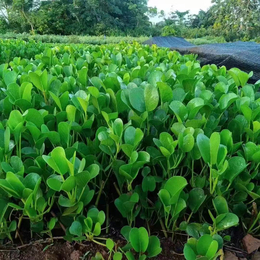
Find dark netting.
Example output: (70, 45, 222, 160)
(144, 37, 260, 82)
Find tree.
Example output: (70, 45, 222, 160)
(170, 10, 190, 27)
(209, 0, 260, 40)
(12, 0, 37, 33)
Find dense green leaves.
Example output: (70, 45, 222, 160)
(0, 40, 259, 260)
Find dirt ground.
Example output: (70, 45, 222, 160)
(0, 237, 185, 260)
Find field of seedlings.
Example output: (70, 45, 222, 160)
(0, 39, 260, 260)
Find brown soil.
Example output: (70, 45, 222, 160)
(0, 237, 185, 260)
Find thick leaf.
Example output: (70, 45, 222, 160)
(188, 188, 206, 213)
(213, 196, 229, 215)
(210, 132, 220, 165)
(164, 176, 187, 204)
(169, 101, 188, 123)
(144, 84, 159, 112)
(129, 227, 149, 253)
(197, 235, 214, 256)
(147, 236, 162, 257)
(129, 88, 145, 112)
(223, 157, 247, 183)
(216, 213, 239, 231)
(196, 134, 210, 164)
(158, 82, 173, 103)
(69, 221, 82, 237)
(219, 93, 238, 110)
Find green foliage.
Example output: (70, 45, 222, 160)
(161, 25, 176, 37)
(121, 226, 162, 259)
(184, 235, 220, 260)
(0, 33, 149, 45)
(1, 0, 151, 36)
(0, 40, 260, 260)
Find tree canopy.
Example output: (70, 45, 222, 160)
(0, 0, 152, 35)
(0, 0, 260, 40)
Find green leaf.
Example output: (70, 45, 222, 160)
(9, 220, 17, 232)
(49, 91, 62, 111)
(42, 147, 68, 175)
(0, 199, 9, 223)
(184, 243, 197, 260)
(142, 176, 156, 192)
(158, 189, 171, 208)
(129, 87, 145, 112)
(210, 132, 220, 165)
(144, 84, 159, 112)
(23, 173, 41, 190)
(58, 122, 70, 147)
(93, 222, 101, 236)
(121, 226, 131, 241)
(213, 196, 229, 215)
(113, 118, 123, 138)
(148, 71, 163, 85)
(6, 172, 25, 196)
(3, 70, 17, 87)
(84, 217, 93, 232)
(113, 252, 122, 260)
(206, 240, 219, 258)
(125, 252, 135, 260)
(157, 82, 173, 103)
(169, 101, 188, 123)
(78, 67, 88, 86)
(29, 71, 43, 91)
(61, 176, 76, 192)
(129, 227, 149, 253)
(48, 218, 57, 231)
(164, 176, 187, 204)
(106, 239, 114, 251)
(229, 68, 251, 87)
(8, 110, 24, 131)
(196, 134, 210, 164)
(58, 195, 76, 207)
(124, 126, 143, 147)
(24, 109, 44, 128)
(147, 236, 162, 257)
(188, 188, 206, 213)
(216, 213, 239, 231)
(219, 93, 238, 110)
(223, 157, 247, 183)
(186, 98, 204, 119)
(179, 133, 194, 153)
(47, 175, 63, 191)
(197, 235, 213, 256)
(69, 221, 82, 237)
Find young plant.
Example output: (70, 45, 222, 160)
(120, 226, 162, 260)
(68, 207, 106, 245)
(158, 176, 187, 235)
(43, 147, 98, 215)
(184, 234, 223, 260)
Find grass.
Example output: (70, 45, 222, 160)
(186, 36, 226, 45)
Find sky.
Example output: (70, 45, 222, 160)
(148, 0, 213, 21)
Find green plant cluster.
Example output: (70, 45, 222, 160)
(0, 33, 149, 45)
(0, 40, 260, 259)
(186, 36, 226, 45)
(0, 39, 47, 64)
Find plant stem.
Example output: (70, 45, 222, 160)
(95, 180, 105, 206)
(158, 217, 168, 238)
(106, 203, 109, 234)
(113, 182, 121, 196)
(15, 214, 23, 239)
(92, 239, 106, 247)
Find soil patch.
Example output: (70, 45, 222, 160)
(0, 237, 185, 260)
